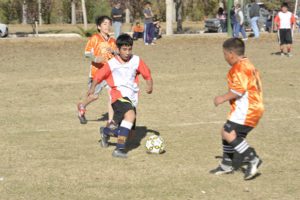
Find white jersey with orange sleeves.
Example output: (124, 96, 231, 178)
(85, 34, 117, 78)
(274, 11, 296, 29)
(227, 58, 264, 127)
(93, 55, 152, 107)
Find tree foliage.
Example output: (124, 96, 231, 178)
(0, 0, 298, 24)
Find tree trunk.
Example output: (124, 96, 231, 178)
(71, 0, 76, 25)
(125, 8, 130, 23)
(227, 0, 233, 36)
(175, 0, 183, 33)
(22, 0, 27, 24)
(81, 0, 88, 30)
(38, 0, 42, 26)
(166, 0, 173, 35)
(295, 0, 298, 14)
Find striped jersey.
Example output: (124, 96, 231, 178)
(227, 58, 264, 127)
(85, 34, 117, 78)
(93, 55, 152, 106)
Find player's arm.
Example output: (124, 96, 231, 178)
(137, 59, 153, 94)
(214, 70, 247, 107)
(87, 64, 110, 96)
(214, 91, 240, 107)
(273, 15, 279, 31)
(84, 36, 105, 63)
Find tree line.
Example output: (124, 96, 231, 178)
(0, 0, 296, 24)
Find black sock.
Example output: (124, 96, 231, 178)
(222, 140, 234, 166)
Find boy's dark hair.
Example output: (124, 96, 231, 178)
(281, 2, 289, 8)
(250, 0, 256, 3)
(144, 1, 151, 6)
(223, 38, 245, 56)
(95, 15, 112, 32)
(116, 33, 133, 48)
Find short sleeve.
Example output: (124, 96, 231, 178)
(228, 68, 248, 96)
(137, 59, 152, 80)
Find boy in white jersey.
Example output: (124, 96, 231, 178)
(274, 3, 296, 57)
(88, 34, 153, 158)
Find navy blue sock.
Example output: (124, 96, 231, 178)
(116, 121, 133, 150)
(103, 127, 119, 137)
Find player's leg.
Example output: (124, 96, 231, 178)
(222, 121, 262, 180)
(77, 79, 103, 124)
(107, 89, 114, 124)
(286, 29, 293, 57)
(112, 109, 135, 158)
(279, 29, 286, 56)
(210, 123, 234, 175)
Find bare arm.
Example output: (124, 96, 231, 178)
(145, 79, 153, 94)
(214, 91, 240, 107)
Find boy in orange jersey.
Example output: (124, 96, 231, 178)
(211, 38, 264, 180)
(78, 16, 118, 124)
(132, 21, 144, 40)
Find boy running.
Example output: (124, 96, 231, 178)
(211, 38, 264, 180)
(78, 16, 117, 124)
(88, 34, 153, 158)
(274, 3, 296, 57)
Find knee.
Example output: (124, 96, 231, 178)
(124, 110, 136, 122)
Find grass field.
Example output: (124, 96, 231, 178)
(0, 32, 300, 200)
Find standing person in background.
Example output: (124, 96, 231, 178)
(111, 1, 124, 39)
(250, 0, 260, 38)
(274, 3, 296, 57)
(143, 1, 155, 45)
(234, 4, 248, 40)
(217, 7, 227, 32)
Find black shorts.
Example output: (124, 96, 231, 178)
(112, 97, 136, 128)
(278, 29, 293, 45)
(223, 120, 253, 138)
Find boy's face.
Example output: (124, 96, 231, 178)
(281, 6, 288, 13)
(223, 48, 235, 65)
(97, 19, 111, 34)
(119, 45, 133, 61)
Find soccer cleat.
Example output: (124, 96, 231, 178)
(242, 38, 248, 41)
(77, 103, 87, 124)
(145, 43, 149, 45)
(99, 127, 109, 148)
(244, 156, 262, 180)
(286, 53, 293, 57)
(280, 52, 285, 56)
(112, 148, 128, 158)
(210, 163, 234, 175)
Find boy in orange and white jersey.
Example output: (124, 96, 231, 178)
(211, 38, 264, 180)
(274, 3, 296, 57)
(78, 16, 117, 124)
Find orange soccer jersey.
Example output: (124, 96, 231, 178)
(227, 58, 264, 127)
(85, 34, 117, 78)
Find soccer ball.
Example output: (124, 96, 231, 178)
(145, 135, 165, 154)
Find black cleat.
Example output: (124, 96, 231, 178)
(210, 164, 234, 175)
(99, 127, 109, 148)
(112, 149, 127, 158)
(244, 156, 262, 180)
(78, 114, 87, 124)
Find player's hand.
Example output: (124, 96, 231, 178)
(94, 56, 104, 63)
(146, 86, 153, 94)
(214, 96, 224, 107)
(87, 88, 95, 97)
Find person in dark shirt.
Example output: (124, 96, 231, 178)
(249, 0, 260, 38)
(111, 1, 124, 38)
